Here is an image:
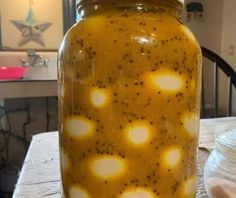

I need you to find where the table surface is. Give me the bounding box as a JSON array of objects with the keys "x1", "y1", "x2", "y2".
[{"x1": 12, "y1": 117, "x2": 236, "y2": 198}]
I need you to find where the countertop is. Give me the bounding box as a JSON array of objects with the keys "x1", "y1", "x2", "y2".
[
  {"x1": 0, "y1": 79, "x2": 56, "y2": 83},
  {"x1": 0, "y1": 79, "x2": 57, "y2": 99}
]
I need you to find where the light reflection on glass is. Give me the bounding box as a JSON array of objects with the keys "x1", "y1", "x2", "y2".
[{"x1": 132, "y1": 36, "x2": 156, "y2": 45}]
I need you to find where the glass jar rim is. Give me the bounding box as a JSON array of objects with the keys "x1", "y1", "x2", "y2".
[
  {"x1": 216, "y1": 129, "x2": 236, "y2": 154},
  {"x1": 77, "y1": 0, "x2": 184, "y2": 3},
  {"x1": 76, "y1": 0, "x2": 184, "y2": 11}
]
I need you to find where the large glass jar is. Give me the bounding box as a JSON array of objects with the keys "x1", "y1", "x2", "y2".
[
  {"x1": 58, "y1": 0, "x2": 202, "y2": 197},
  {"x1": 204, "y1": 129, "x2": 236, "y2": 198}
]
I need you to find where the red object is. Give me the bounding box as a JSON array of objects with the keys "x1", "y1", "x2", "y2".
[{"x1": 0, "y1": 66, "x2": 25, "y2": 80}]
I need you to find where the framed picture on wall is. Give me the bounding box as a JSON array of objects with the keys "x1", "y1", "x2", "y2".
[{"x1": 0, "y1": 0, "x2": 66, "y2": 50}]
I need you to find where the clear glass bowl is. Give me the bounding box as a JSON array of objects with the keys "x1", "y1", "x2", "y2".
[{"x1": 204, "y1": 129, "x2": 236, "y2": 198}]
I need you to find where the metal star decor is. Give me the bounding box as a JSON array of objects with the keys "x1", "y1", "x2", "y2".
[{"x1": 10, "y1": 7, "x2": 52, "y2": 47}]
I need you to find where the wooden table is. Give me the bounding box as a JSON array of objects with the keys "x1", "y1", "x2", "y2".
[{"x1": 12, "y1": 117, "x2": 236, "y2": 198}]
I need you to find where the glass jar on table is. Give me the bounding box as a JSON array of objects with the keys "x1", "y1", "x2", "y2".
[
  {"x1": 58, "y1": 0, "x2": 202, "y2": 197},
  {"x1": 204, "y1": 129, "x2": 236, "y2": 198}
]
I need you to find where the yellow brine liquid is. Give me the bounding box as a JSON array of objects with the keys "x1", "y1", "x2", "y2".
[{"x1": 58, "y1": 1, "x2": 202, "y2": 197}]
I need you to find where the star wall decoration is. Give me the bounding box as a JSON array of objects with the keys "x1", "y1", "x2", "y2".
[{"x1": 10, "y1": 7, "x2": 52, "y2": 47}]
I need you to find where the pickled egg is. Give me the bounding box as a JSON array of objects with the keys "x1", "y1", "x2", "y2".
[
  {"x1": 145, "y1": 70, "x2": 184, "y2": 92},
  {"x1": 182, "y1": 113, "x2": 199, "y2": 137},
  {"x1": 90, "y1": 155, "x2": 126, "y2": 179},
  {"x1": 181, "y1": 176, "x2": 197, "y2": 197},
  {"x1": 163, "y1": 146, "x2": 182, "y2": 168},
  {"x1": 120, "y1": 187, "x2": 157, "y2": 198},
  {"x1": 69, "y1": 185, "x2": 90, "y2": 198},
  {"x1": 90, "y1": 88, "x2": 110, "y2": 108},
  {"x1": 65, "y1": 116, "x2": 95, "y2": 139},
  {"x1": 125, "y1": 121, "x2": 152, "y2": 145}
]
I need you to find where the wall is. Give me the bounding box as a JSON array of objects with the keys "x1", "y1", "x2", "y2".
[
  {"x1": 0, "y1": 0, "x2": 63, "y2": 50},
  {"x1": 182, "y1": 0, "x2": 223, "y2": 53},
  {"x1": 221, "y1": 0, "x2": 236, "y2": 70},
  {"x1": 220, "y1": 0, "x2": 236, "y2": 114}
]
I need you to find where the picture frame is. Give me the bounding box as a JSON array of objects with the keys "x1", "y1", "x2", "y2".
[{"x1": 0, "y1": 0, "x2": 76, "y2": 51}]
